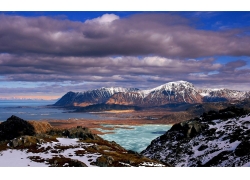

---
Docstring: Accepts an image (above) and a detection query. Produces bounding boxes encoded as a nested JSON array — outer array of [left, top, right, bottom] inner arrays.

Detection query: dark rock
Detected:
[[198, 144, 208, 151], [47, 126, 99, 140], [234, 141, 250, 157], [202, 151, 231, 167], [0, 115, 35, 141]]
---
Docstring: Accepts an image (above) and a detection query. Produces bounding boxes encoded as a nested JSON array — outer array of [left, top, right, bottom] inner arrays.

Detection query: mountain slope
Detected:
[[141, 106, 250, 167], [54, 87, 138, 107], [199, 88, 250, 102], [106, 81, 203, 106]]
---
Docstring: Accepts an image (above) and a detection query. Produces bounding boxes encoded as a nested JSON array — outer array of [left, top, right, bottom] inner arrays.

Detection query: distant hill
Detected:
[[74, 103, 141, 112]]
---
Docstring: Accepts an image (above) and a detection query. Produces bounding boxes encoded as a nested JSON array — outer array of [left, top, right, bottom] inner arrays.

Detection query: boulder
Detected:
[[9, 135, 42, 148], [95, 155, 114, 167]]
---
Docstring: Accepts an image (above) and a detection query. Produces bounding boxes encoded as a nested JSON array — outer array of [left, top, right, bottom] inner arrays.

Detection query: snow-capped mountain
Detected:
[[54, 87, 139, 106], [198, 88, 250, 102], [106, 81, 203, 106], [141, 106, 250, 167], [54, 81, 250, 107]]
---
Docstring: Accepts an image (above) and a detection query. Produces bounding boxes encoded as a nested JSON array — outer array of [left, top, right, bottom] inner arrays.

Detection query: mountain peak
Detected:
[[149, 80, 195, 92]]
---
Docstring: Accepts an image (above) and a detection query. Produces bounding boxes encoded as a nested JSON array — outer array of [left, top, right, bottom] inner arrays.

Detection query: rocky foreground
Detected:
[[0, 115, 169, 167], [141, 106, 250, 167]]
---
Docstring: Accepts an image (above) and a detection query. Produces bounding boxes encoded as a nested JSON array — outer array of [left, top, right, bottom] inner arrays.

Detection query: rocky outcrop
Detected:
[[141, 106, 250, 167], [9, 135, 44, 148], [47, 126, 100, 140], [0, 115, 36, 141]]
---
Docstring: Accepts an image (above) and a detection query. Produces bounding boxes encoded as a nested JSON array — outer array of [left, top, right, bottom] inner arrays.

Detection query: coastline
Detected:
[[40, 118, 173, 135]]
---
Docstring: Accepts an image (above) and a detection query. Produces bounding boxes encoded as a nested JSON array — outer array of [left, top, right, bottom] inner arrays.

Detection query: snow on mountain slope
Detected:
[[198, 88, 249, 102], [54, 87, 139, 106], [141, 107, 250, 167], [54, 80, 250, 107], [107, 81, 203, 106]]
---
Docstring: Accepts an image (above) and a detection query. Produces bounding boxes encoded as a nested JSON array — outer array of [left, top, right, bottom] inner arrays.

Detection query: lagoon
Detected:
[[98, 124, 171, 153]]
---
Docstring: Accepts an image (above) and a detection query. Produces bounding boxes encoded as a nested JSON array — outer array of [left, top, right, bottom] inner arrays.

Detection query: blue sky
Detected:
[[0, 11, 250, 99], [3, 11, 250, 29]]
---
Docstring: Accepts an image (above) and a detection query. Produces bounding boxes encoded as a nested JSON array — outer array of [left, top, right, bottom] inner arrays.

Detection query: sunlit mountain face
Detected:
[[0, 11, 250, 99]]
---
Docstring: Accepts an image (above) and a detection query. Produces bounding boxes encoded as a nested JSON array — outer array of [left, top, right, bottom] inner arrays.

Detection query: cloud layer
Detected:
[[0, 13, 250, 98], [1, 13, 250, 58]]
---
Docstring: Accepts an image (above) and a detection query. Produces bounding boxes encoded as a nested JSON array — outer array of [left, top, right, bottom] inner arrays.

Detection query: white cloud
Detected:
[[85, 14, 120, 24]]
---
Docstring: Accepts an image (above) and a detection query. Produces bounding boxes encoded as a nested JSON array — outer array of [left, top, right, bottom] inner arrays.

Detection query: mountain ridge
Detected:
[[54, 81, 250, 107]]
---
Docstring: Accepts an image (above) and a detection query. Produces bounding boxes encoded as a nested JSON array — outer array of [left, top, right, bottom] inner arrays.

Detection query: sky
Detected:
[[1, 10, 250, 99]]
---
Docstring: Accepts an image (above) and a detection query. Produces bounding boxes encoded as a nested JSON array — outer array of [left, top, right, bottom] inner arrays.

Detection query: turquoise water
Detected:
[[0, 100, 104, 121], [98, 124, 171, 153]]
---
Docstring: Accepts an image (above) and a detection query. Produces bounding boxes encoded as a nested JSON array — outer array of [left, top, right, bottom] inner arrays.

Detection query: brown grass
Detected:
[[0, 143, 8, 152], [28, 156, 46, 163], [29, 121, 52, 134]]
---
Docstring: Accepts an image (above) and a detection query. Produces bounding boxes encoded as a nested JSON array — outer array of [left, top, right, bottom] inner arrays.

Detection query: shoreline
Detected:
[[42, 118, 173, 135]]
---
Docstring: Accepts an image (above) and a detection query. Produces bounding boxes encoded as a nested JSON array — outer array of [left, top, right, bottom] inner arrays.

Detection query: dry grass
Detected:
[[29, 121, 52, 134], [102, 110, 135, 113], [47, 156, 87, 167], [74, 149, 86, 156], [0, 143, 8, 152], [28, 156, 46, 163]]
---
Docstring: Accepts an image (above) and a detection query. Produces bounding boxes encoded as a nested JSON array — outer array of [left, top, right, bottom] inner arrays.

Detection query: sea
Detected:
[[0, 100, 171, 153], [0, 100, 102, 121]]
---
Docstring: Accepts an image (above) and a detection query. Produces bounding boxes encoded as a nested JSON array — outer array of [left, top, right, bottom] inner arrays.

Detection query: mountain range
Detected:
[[54, 81, 250, 107]]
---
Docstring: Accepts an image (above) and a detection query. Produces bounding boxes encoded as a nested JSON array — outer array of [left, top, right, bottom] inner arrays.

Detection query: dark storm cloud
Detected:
[[0, 13, 250, 58], [0, 54, 222, 82], [220, 60, 247, 73]]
